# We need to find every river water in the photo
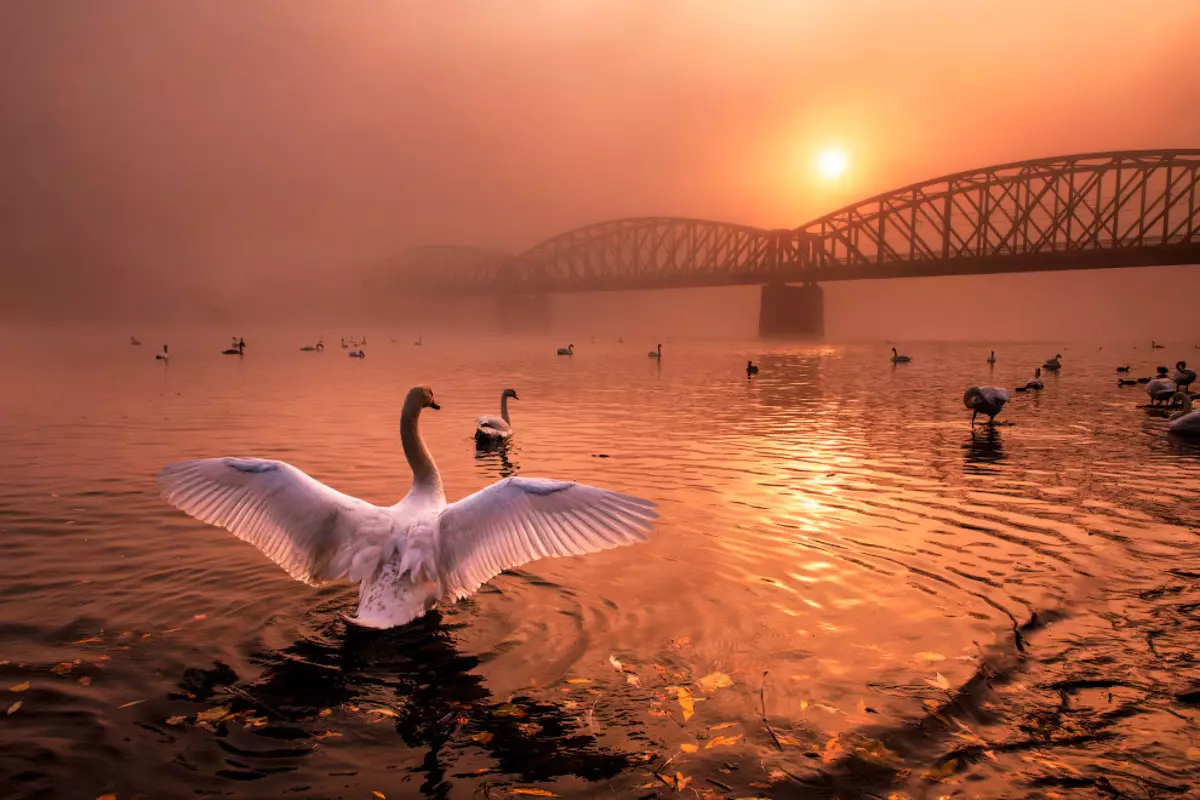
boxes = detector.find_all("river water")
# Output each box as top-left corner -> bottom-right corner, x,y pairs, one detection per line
0,329 -> 1197,800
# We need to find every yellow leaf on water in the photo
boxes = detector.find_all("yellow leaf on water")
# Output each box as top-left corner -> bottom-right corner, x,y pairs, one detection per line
471,731 -> 494,743
50,662 -> 73,675
242,716 -> 268,728
313,730 -> 342,740
193,614 -> 207,621
508,789 -> 557,797
800,700 -> 808,711
195,704 -> 230,722
696,672 -> 733,694
78,677 -> 91,687
705,735 -> 741,749
72,637 -> 103,645
318,708 -> 332,717
915,652 -> 945,662
566,678 -> 592,685
118,699 -> 144,710
709,721 -> 737,731
366,707 -> 399,718
674,771 -> 691,791
775,734 -> 802,746
7,700 -> 22,715
675,687 -> 695,721
625,673 -> 641,687
821,735 -> 844,764
679,743 -> 698,753
921,758 -> 959,782
608,654 -> 623,671
165,715 -> 187,726
10,681 -> 30,692
372,792 -> 386,799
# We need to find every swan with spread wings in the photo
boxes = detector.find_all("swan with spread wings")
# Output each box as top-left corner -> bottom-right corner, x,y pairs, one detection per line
158,386 -> 657,628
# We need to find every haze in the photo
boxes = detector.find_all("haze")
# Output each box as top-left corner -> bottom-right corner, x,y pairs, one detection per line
2,0 -> 1199,340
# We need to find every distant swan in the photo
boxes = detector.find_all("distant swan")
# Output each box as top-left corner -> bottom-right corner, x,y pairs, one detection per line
890,347 -> 911,363
222,339 -> 245,356
1116,365 -> 1130,373
1151,340 -> 1165,349
475,388 -> 518,443
964,386 -> 1009,425
157,385 -> 656,629
648,343 -> 662,359
987,350 -> 996,364
300,339 -> 324,352
415,335 -> 422,346
1173,361 -> 1195,391
1118,378 -> 1139,387
349,350 -> 366,358
746,360 -> 759,377
130,336 -> 142,346
155,344 -> 169,362
1168,392 -> 1200,435
341,338 -> 349,349
557,344 -> 574,356
1042,354 -> 1062,370
1015,367 -> 1043,392
1146,376 -> 1177,405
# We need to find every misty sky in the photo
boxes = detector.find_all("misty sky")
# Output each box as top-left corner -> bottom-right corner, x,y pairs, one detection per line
2,0 -> 1199,337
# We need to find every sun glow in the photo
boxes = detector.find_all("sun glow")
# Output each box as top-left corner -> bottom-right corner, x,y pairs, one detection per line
816,148 -> 848,181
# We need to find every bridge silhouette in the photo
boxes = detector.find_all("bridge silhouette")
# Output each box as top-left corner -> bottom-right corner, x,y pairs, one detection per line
393,149 -> 1200,336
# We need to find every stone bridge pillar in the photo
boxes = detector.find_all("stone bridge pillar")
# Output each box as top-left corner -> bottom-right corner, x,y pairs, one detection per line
496,293 -> 551,333
758,282 -> 824,339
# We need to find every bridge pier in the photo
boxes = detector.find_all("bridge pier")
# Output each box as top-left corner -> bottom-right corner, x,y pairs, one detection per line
496,293 -> 551,333
758,282 -> 824,339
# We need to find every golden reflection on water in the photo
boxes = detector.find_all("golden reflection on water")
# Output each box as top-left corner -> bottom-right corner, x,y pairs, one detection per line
0,329 -> 1197,799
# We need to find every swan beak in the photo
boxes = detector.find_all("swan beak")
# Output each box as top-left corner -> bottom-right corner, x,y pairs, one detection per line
429,401 -> 441,410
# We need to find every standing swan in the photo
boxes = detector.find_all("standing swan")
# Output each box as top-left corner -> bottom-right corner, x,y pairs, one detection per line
964,386 -> 1009,425
475,388 -> 518,443
648,344 -> 662,359
557,344 -> 574,356
890,347 -> 911,363
1173,361 -> 1195,391
1146,375 -> 1177,405
155,344 -> 169,362
1042,354 -> 1062,370
1168,392 -> 1200,434
158,386 -> 656,628
987,350 -> 996,365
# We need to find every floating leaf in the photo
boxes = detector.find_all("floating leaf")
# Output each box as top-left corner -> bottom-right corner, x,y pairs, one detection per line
705,735 -> 741,749
921,758 -> 958,782
625,673 -> 641,687
242,716 -> 268,728
372,792 -> 386,799
165,715 -> 188,726
679,743 -> 698,753
313,730 -> 342,740
50,662 -> 73,675
78,677 -> 91,687
608,655 -> 623,671
7,700 -> 22,715
195,704 -> 230,722
675,687 -> 695,721
509,789 -> 557,797
709,721 -> 736,731
72,637 -> 103,645
9,682 -> 30,692
821,735 -> 844,764
318,708 -> 332,717
696,672 -> 732,694
118,699 -> 144,710
674,771 -> 690,791
915,652 -> 945,662
800,700 -> 808,711
366,707 -> 399,718
775,734 -> 802,746
566,678 -> 592,685
925,673 -> 950,690
193,614 -> 207,621
471,731 -> 494,744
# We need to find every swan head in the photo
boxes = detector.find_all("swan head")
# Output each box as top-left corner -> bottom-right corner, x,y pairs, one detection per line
963,387 -> 984,409
1177,360 -> 1188,370
405,385 -> 440,412
503,388 -> 519,401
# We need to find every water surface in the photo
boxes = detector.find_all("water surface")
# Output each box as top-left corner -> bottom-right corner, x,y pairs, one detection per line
1,331 -> 1197,799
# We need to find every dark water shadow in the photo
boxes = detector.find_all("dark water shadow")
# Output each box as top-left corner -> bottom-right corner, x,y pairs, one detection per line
170,612 -> 631,797
473,440 -> 519,478
963,426 -> 1005,468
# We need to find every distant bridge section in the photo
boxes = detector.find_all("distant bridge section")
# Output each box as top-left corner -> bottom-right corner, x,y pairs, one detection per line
389,150 -> 1200,336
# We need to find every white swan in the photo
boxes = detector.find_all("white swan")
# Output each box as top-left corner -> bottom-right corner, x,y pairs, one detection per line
1168,392 -> 1200,435
1043,353 -> 1062,370
648,343 -> 662,359
890,347 -> 911,363
155,344 -> 169,362
475,388 -> 518,443
1146,376 -> 1177,405
557,344 -> 574,356
964,386 -> 1009,425
1173,361 -> 1195,391
158,386 -> 656,629
349,350 -> 366,359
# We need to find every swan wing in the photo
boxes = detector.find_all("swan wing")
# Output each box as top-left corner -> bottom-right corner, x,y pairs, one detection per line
435,477 -> 657,599
981,386 -> 1010,405
475,415 -> 510,431
158,458 -> 394,586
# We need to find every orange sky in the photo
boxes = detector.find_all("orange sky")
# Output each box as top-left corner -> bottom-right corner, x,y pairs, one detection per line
1,0 -> 1199,324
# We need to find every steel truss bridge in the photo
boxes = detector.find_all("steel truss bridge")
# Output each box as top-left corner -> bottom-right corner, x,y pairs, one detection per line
393,150 -> 1200,296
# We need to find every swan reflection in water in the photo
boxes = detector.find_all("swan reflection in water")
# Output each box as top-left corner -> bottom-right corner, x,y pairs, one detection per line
173,613 -> 631,796
474,439 -> 519,479
963,426 -> 1005,467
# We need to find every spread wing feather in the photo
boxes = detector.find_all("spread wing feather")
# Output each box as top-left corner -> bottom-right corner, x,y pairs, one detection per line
158,457 -> 392,585
436,477 -> 656,599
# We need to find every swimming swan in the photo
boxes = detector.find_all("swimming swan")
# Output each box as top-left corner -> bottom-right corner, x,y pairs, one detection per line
890,347 -> 911,363
648,344 -> 662,359
1043,354 -> 1062,370
964,386 -> 1009,425
155,344 -> 169,362
557,344 -> 574,356
1168,392 -> 1200,435
475,388 -> 518,443
746,360 -> 759,377
987,350 -> 996,364
1015,367 -> 1044,392
158,386 -> 656,629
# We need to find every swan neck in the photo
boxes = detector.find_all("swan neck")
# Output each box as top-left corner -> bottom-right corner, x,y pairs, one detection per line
500,393 -> 511,424
400,397 -> 443,498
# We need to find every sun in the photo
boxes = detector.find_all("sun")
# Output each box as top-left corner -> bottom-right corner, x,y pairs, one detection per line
816,148 -> 848,181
